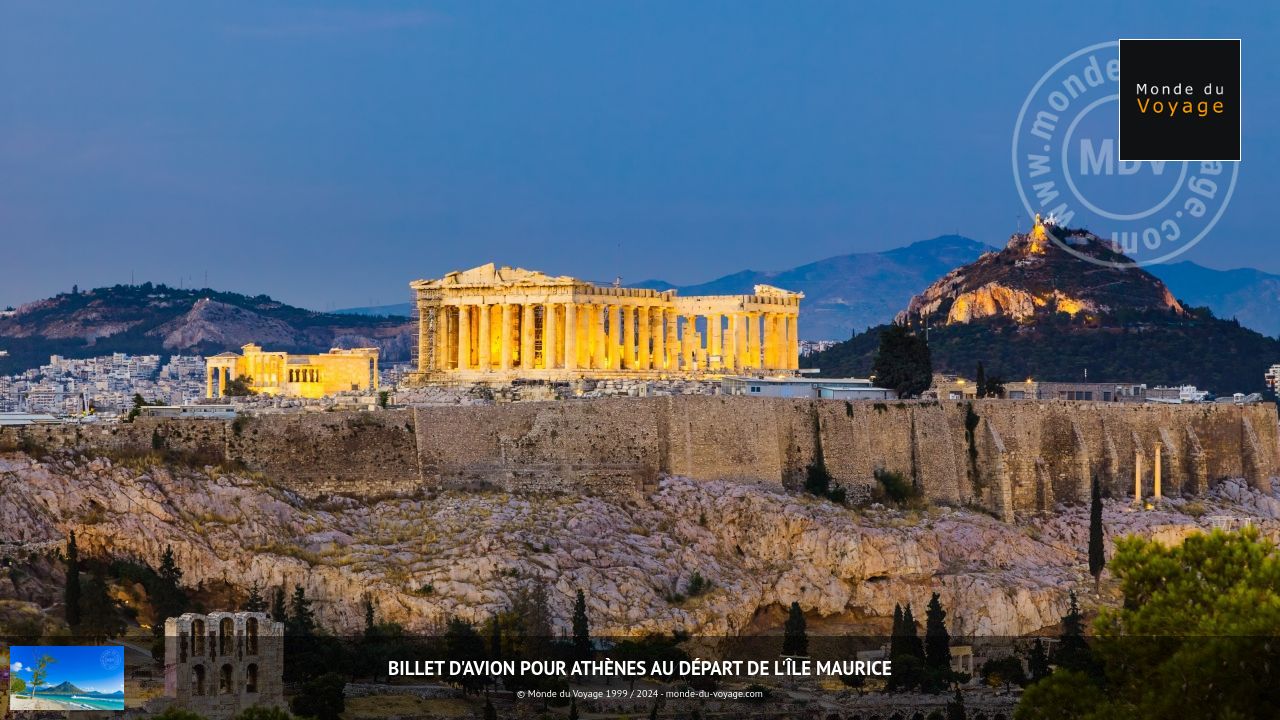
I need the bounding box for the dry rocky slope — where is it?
[3,451,1278,640]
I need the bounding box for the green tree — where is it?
[444,618,488,695]
[151,545,189,635]
[781,601,807,657]
[1026,639,1051,683]
[224,375,256,396]
[980,655,1027,691]
[81,568,125,639]
[1088,478,1105,590]
[1052,591,1094,676]
[290,672,345,720]
[945,687,965,720]
[9,676,26,696]
[1018,529,1280,719]
[243,581,267,613]
[271,585,287,621]
[65,530,81,629]
[572,589,593,661]
[30,653,55,700]
[975,362,986,398]
[362,594,376,635]
[923,592,952,692]
[871,324,933,398]
[287,585,316,636]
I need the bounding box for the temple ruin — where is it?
[162,611,285,718]
[407,263,803,383]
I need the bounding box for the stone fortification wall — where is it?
[3,398,1276,519]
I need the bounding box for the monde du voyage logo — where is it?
[1012,40,1241,268]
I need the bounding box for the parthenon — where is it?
[407,263,802,383]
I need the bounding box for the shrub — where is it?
[874,468,920,506]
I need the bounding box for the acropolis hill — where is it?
[406,263,803,383]
[6,397,1277,521]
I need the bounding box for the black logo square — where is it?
[1119,39,1240,161]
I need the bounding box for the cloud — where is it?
[11,661,21,672]
[224,8,440,38]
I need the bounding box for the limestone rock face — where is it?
[1,452,1276,639]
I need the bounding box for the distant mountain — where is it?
[41,680,86,695]
[806,222,1280,394]
[634,235,996,340]
[335,302,414,317]
[0,283,414,374]
[1148,262,1280,338]
[84,690,125,697]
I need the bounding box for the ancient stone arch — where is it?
[163,611,284,719]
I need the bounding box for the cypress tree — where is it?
[363,595,376,635]
[289,585,316,636]
[1027,639,1051,683]
[243,581,267,613]
[489,614,503,661]
[946,687,966,720]
[271,586,287,621]
[924,592,952,691]
[902,603,924,660]
[782,601,808,657]
[975,362,987,398]
[65,530,81,629]
[1055,591,1095,676]
[1088,477,1105,591]
[889,603,904,658]
[571,589,592,661]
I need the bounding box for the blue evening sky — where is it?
[10,645,125,694]
[2,1,1276,310]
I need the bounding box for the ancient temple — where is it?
[407,263,802,383]
[205,343,379,399]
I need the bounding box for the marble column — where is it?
[680,315,695,371]
[436,308,451,371]
[607,304,622,370]
[652,308,665,370]
[724,314,739,372]
[592,304,608,369]
[637,306,650,370]
[417,301,431,372]
[564,303,578,370]
[762,313,777,369]
[477,304,492,370]
[543,303,558,369]
[206,367,214,398]
[666,310,680,370]
[499,304,514,370]
[786,313,799,369]
[746,312,760,369]
[708,314,722,370]
[521,304,536,369]
[622,306,636,369]
[457,305,472,370]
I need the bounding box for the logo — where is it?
[100,646,122,671]
[1012,41,1238,268]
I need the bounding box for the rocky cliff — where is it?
[2,451,1278,641]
